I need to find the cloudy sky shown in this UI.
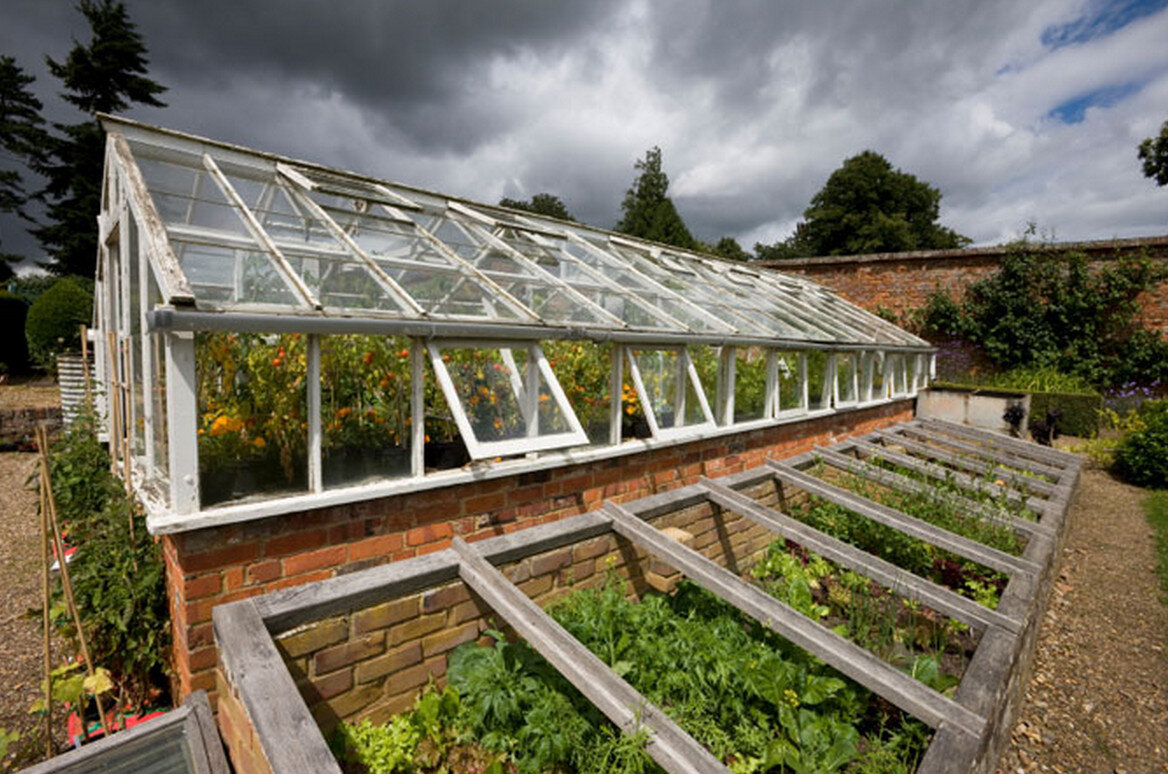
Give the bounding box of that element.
[2,0,1167,268]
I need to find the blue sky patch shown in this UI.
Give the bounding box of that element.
[1041,0,1167,49]
[1048,81,1143,123]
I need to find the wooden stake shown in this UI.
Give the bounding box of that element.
[119,338,132,501]
[39,481,53,758]
[79,324,92,409]
[105,332,122,478]
[36,425,113,740]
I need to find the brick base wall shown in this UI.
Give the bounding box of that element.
[760,236,1168,331]
[164,400,914,705]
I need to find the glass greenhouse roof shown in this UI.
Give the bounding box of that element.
[103,115,928,351]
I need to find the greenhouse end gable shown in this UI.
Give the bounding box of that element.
[92,114,934,533]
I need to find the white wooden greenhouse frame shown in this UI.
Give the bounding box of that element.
[92,116,935,533]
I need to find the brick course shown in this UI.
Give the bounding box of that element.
[166,400,914,704]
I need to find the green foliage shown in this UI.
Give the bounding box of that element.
[1138,119,1168,186]
[0,55,47,269]
[497,193,577,222]
[615,147,697,251]
[710,236,751,262]
[34,0,167,277]
[46,410,170,708]
[1115,400,1168,488]
[0,291,29,373]
[920,247,1168,388]
[24,277,92,368]
[336,717,420,773]
[1141,490,1168,604]
[5,273,60,306]
[755,151,969,259]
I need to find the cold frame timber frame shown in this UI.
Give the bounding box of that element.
[92,114,934,533]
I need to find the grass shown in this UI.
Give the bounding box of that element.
[1143,490,1168,604]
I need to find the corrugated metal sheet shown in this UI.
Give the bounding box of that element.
[56,352,94,426]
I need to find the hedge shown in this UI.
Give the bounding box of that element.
[931,381,1102,437]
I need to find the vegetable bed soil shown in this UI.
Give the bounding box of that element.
[212,419,1080,774]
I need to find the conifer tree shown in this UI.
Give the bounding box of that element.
[0,56,47,276]
[35,0,166,277]
[615,147,697,250]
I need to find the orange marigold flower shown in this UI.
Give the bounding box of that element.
[253,437,267,448]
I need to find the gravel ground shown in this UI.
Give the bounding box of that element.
[0,380,60,411]
[0,451,69,768]
[996,465,1168,774]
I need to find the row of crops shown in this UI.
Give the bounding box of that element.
[326,423,1062,774]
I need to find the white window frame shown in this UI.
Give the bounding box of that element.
[427,339,588,460]
[624,346,716,440]
[833,351,861,409]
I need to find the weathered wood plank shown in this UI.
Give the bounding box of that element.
[698,478,1022,633]
[876,429,1057,496]
[899,423,1064,480]
[603,502,987,739]
[813,447,1054,539]
[765,461,1040,577]
[451,538,729,774]
[916,418,1079,469]
[850,438,1052,518]
[213,599,342,774]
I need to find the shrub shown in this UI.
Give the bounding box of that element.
[46,410,170,708]
[1114,401,1168,488]
[0,290,30,374]
[25,277,93,369]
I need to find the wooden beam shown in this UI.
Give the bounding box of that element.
[697,478,1020,633]
[450,538,729,774]
[850,437,1051,517]
[812,447,1054,539]
[874,429,1057,496]
[916,417,1079,469]
[213,600,342,774]
[602,502,986,739]
[765,461,1040,577]
[899,422,1063,480]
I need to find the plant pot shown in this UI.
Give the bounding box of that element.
[424,438,470,471]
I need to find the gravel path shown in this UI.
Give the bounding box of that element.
[996,466,1168,774]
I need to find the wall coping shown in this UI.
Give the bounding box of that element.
[757,234,1168,270]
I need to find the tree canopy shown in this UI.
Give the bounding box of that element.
[0,56,47,276]
[1138,119,1168,186]
[756,151,969,259]
[497,192,577,221]
[34,0,166,277]
[615,146,697,251]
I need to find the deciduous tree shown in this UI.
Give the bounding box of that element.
[1138,119,1168,186]
[498,192,576,221]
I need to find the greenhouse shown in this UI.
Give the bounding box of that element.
[92,115,934,530]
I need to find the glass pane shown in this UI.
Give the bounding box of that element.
[172,241,299,306]
[283,252,403,312]
[807,350,830,410]
[321,335,411,489]
[887,354,907,396]
[134,152,248,236]
[690,345,719,418]
[632,349,708,431]
[388,267,521,319]
[544,340,612,445]
[836,352,858,405]
[196,332,308,507]
[435,345,579,454]
[734,347,768,422]
[484,279,607,325]
[128,221,146,459]
[148,266,169,488]
[423,354,468,471]
[776,351,802,412]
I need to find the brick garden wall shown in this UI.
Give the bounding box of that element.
[165,399,914,707]
[759,235,1168,331]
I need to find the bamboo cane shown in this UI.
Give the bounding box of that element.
[119,339,132,503]
[105,332,122,478]
[36,425,113,739]
[79,324,92,409]
[39,481,53,758]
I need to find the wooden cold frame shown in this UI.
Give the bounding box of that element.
[213,419,1081,774]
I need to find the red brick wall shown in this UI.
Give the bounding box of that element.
[163,400,914,704]
[759,236,1168,331]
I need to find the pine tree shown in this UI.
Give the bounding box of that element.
[35,0,166,277]
[0,56,47,276]
[615,147,697,251]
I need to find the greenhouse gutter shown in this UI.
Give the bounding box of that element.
[146,307,936,354]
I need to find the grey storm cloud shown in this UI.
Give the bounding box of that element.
[1,0,1167,269]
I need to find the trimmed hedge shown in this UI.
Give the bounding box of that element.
[25,277,92,369]
[0,291,30,374]
[931,381,1102,437]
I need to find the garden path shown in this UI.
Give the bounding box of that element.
[997,463,1168,774]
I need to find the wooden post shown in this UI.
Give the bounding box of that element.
[105,331,122,476]
[39,481,53,757]
[80,325,92,409]
[119,338,132,501]
[36,425,113,739]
